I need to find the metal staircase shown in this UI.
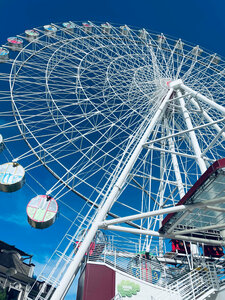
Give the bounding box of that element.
[167,263,220,300]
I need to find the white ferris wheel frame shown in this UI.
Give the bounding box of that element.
[2,21,225,299]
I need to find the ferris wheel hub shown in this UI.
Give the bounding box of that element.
[156,78,172,89]
[167,79,183,89]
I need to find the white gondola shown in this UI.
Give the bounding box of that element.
[192,45,203,56]
[175,39,183,50]
[27,195,58,229]
[101,23,111,34]
[43,25,57,36]
[0,162,25,192]
[138,29,148,40]
[82,22,93,33]
[62,22,76,32]
[120,25,130,36]
[157,34,166,45]
[7,37,23,51]
[25,29,40,41]
[0,134,4,152]
[0,47,9,62]
[210,54,220,64]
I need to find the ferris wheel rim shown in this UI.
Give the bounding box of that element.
[4,21,225,230]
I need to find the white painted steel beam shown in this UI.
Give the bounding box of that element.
[51,88,174,300]
[144,117,225,146]
[106,225,160,236]
[101,205,187,227]
[101,196,225,227]
[180,83,225,115]
[171,234,225,246]
[201,124,225,156]
[190,97,225,140]
[106,225,225,246]
[173,222,225,235]
[205,206,225,213]
[159,121,166,256]
[165,119,185,198]
[177,89,207,174]
[143,145,199,160]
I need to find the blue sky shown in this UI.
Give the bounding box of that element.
[1,0,225,299]
[0,0,225,56]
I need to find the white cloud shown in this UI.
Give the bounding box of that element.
[0,213,27,226]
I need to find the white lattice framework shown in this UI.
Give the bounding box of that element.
[1,21,225,299]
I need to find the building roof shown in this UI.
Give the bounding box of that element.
[159,158,225,240]
[0,240,32,258]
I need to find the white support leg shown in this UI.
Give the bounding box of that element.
[165,118,185,198]
[180,83,225,115]
[159,119,165,256]
[177,89,207,174]
[189,96,225,156]
[51,88,174,300]
[190,97,225,139]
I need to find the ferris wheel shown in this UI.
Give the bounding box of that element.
[1,21,225,299]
